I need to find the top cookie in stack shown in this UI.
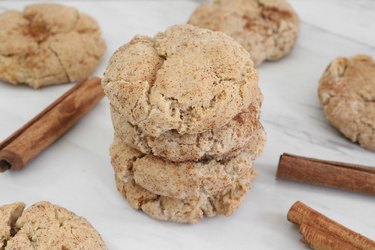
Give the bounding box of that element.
[102,24,265,223]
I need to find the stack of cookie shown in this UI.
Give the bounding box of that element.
[102,24,266,223]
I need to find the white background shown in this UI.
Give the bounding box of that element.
[0,0,374,249]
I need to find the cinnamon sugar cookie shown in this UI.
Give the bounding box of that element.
[0,201,106,249]
[319,55,375,151]
[102,24,259,137]
[0,3,106,88]
[111,101,265,162]
[111,138,256,223]
[188,0,299,66]
[117,178,251,224]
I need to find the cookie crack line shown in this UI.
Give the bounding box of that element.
[358,92,375,103]
[47,45,71,82]
[136,41,167,126]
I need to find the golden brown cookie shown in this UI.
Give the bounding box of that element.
[188,0,299,66]
[319,55,375,151]
[0,201,106,249]
[0,3,106,88]
[117,178,251,224]
[111,138,256,223]
[111,101,266,162]
[102,24,259,137]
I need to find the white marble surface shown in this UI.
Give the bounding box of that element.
[0,0,374,249]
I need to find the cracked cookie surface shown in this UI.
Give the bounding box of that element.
[319,55,375,151]
[111,138,256,223]
[0,3,106,88]
[188,0,299,66]
[111,99,266,162]
[0,201,106,250]
[102,24,259,137]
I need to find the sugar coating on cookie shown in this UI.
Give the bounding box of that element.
[188,0,299,66]
[319,55,375,151]
[0,201,106,249]
[111,99,266,162]
[102,24,259,137]
[0,3,106,88]
[111,138,256,223]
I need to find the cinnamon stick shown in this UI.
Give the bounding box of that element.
[299,224,355,250]
[276,153,375,195]
[0,77,104,172]
[288,201,375,250]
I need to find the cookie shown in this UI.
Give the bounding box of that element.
[0,3,106,88]
[117,178,250,224]
[102,24,259,137]
[319,55,375,151]
[111,101,266,162]
[110,137,256,201]
[0,202,25,249]
[111,139,255,223]
[188,0,299,66]
[0,201,106,249]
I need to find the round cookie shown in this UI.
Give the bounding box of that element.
[110,137,256,201]
[117,179,250,224]
[102,24,259,137]
[111,138,256,223]
[319,55,375,151]
[111,101,266,162]
[188,0,299,66]
[0,3,106,88]
[0,201,106,250]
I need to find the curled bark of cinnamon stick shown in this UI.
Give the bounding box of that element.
[276,153,375,195]
[288,201,375,250]
[0,77,104,172]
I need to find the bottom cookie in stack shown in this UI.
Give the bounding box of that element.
[110,137,262,224]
